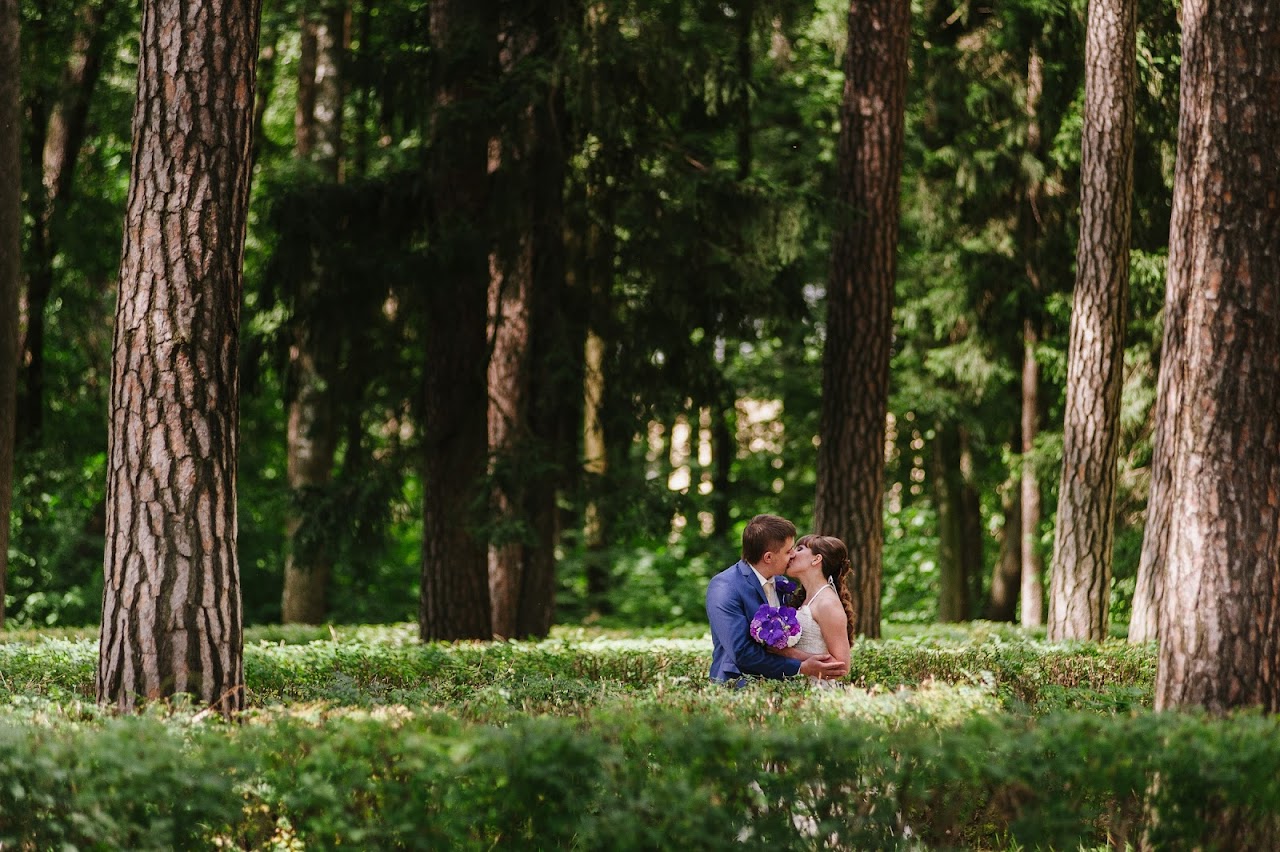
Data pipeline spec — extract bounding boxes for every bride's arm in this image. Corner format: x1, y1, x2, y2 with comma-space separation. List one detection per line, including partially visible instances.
813, 600, 851, 667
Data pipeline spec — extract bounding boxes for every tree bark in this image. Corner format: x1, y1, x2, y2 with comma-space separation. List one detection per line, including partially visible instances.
813, 0, 910, 640
515, 20, 572, 638
1019, 319, 1045, 627
483, 4, 571, 640
986, 482, 1021, 622
1154, 0, 1280, 713
934, 422, 982, 622
281, 0, 346, 625
0, 0, 21, 629
487, 191, 533, 640
582, 330, 610, 609
420, 0, 496, 641
1016, 41, 1047, 631
1128, 290, 1183, 643
98, 0, 260, 714
1048, 0, 1136, 641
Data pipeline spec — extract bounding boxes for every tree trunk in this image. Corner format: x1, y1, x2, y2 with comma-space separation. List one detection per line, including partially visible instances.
1019, 320, 1045, 627
281, 0, 346, 626
486, 15, 537, 640
933, 423, 984, 621
484, 5, 571, 640
959, 429, 984, 616
813, 0, 910, 640
711, 396, 735, 537
1154, 0, 1280, 713
986, 482, 1021, 622
515, 37, 572, 638
420, 0, 495, 641
1128, 300, 1183, 643
1017, 41, 1047, 631
487, 193, 533, 640
97, 0, 260, 714
582, 329, 611, 612
0, 0, 20, 629
18, 2, 111, 447
1129, 67, 1191, 645
1048, 0, 1136, 642
933, 422, 976, 622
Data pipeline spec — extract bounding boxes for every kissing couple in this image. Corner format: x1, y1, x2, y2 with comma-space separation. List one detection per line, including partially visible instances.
706, 513, 853, 686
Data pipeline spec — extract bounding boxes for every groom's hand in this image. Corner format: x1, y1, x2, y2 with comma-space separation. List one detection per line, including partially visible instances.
799, 654, 848, 680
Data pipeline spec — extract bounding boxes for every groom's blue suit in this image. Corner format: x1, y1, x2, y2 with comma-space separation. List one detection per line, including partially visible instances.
707, 559, 802, 682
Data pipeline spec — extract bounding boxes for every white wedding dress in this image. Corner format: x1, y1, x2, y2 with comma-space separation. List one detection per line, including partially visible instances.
793, 582, 839, 688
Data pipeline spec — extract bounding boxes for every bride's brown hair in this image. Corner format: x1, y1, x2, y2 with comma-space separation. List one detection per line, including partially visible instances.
793, 534, 856, 646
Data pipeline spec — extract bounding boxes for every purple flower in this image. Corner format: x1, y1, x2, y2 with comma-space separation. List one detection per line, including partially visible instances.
774, 576, 798, 603
750, 604, 802, 650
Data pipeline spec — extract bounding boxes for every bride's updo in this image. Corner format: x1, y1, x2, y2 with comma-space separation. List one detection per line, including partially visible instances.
794, 534, 856, 646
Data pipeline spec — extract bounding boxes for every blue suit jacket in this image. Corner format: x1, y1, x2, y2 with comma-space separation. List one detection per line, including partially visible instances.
706, 559, 802, 682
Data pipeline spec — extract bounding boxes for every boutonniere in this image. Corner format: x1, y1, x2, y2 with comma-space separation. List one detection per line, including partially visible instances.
773, 576, 799, 606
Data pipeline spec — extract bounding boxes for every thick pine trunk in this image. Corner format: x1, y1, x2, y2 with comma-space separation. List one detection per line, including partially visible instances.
0, 0, 20, 628
1048, 0, 1135, 641
1154, 0, 1280, 713
281, 0, 346, 625
420, 0, 495, 641
813, 0, 910, 640
97, 0, 260, 714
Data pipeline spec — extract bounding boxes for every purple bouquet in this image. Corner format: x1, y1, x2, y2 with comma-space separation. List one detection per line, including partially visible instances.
750, 604, 802, 650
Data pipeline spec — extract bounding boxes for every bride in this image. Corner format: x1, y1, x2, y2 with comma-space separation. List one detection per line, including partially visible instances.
772, 534, 853, 684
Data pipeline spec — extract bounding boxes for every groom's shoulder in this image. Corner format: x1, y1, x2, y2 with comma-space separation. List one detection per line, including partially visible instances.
710, 559, 747, 585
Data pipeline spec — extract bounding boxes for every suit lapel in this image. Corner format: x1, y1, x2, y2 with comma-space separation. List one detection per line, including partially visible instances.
737, 559, 767, 607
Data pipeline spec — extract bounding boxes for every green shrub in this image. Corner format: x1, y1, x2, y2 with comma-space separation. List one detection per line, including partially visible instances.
2, 705, 1278, 850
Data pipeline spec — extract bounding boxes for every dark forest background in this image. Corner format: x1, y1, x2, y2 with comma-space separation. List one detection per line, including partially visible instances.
5, 0, 1179, 630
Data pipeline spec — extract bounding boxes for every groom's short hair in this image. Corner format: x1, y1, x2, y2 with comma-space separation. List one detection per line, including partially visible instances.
742, 514, 796, 563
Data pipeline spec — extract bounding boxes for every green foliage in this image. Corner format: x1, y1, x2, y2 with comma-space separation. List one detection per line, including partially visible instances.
8, 0, 1185, 632
0, 623, 1155, 716
0, 626, 1275, 851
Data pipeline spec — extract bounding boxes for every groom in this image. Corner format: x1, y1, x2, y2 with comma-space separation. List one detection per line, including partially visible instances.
706, 513, 848, 684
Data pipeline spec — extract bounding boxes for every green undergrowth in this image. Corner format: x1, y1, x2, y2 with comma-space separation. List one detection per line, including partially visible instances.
1, 696, 1278, 850
2, 624, 1276, 850
0, 622, 1155, 714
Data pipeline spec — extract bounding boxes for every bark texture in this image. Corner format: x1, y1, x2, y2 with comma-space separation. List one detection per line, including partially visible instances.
97, 0, 260, 714
420, 0, 496, 641
1017, 44, 1046, 629
813, 0, 910, 639
1048, 0, 1136, 641
0, 0, 20, 628
1155, 0, 1280, 713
